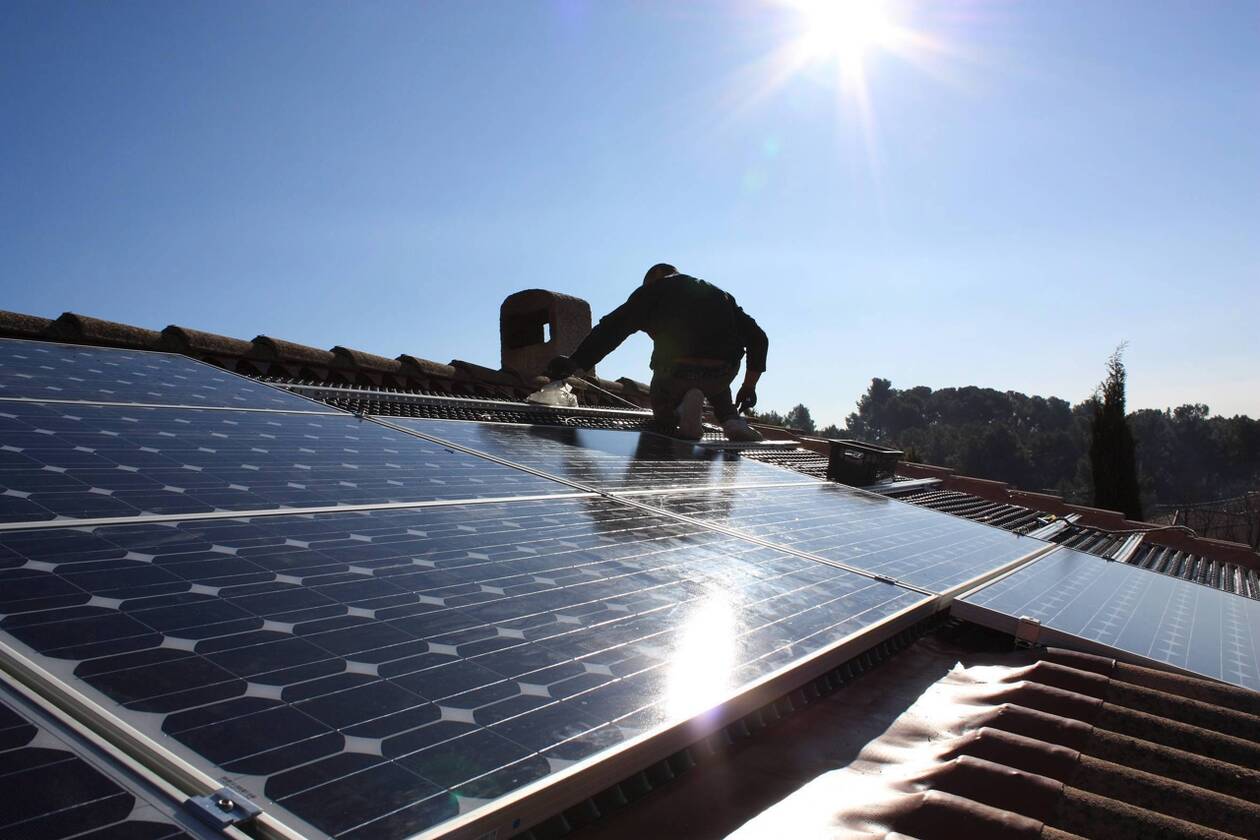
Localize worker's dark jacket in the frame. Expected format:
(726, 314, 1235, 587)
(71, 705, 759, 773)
(569, 274, 768, 376)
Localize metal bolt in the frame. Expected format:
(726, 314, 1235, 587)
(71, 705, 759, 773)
(216, 797, 235, 812)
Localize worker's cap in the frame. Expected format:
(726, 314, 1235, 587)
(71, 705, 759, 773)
(643, 263, 677, 284)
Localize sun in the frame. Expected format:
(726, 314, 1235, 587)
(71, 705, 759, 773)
(792, 0, 901, 68)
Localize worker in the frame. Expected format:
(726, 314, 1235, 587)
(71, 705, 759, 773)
(545, 264, 767, 442)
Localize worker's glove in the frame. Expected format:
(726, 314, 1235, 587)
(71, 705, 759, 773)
(544, 355, 579, 381)
(735, 384, 757, 414)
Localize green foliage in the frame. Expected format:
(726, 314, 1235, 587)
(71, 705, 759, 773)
(836, 375, 1259, 510)
(784, 404, 816, 433)
(1088, 346, 1144, 519)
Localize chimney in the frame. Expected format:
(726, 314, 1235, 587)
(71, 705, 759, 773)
(500, 290, 593, 379)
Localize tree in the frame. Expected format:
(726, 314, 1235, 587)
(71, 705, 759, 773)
(784, 404, 816, 433)
(1089, 346, 1144, 519)
(751, 409, 785, 427)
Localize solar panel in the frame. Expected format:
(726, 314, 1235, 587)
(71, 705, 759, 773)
(0, 674, 197, 839)
(0, 498, 927, 839)
(0, 338, 331, 412)
(640, 484, 1045, 593)
(383, 418, 815, 492)
(0, 402, 578, 523)
(957, 547, 1260, 690)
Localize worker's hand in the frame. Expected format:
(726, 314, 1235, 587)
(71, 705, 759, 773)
(544, 355, 579, 381)
(735, 384, 757, 414)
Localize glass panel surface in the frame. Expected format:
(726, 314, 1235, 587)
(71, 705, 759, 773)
(961, 547, 1260, 690)
(0, 678, 192, 839)
(644, 484, 1044, 593)
(0, 403, 571, 523)
(0, 499, 924, 839)
(0, 338, 328, 411)
(386, 418, 812, 492)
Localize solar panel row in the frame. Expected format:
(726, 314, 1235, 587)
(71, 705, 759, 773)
(0, 338, 331, 412)
(387, 418, 816, 493)
(0, 402, 574, 524)
(0, 500, 926, 838)
(959, 547, 1260, 690)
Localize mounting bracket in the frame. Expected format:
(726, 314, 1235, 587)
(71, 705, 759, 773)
(184, 787, 261, 831)
(1014, 616, 1042, 648)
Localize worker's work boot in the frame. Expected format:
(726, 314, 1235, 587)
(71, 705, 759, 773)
(675, 389, 706, 440)
(722, 417, 763, 442)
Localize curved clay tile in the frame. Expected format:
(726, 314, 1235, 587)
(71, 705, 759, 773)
(396, 354, 456, 381)
(330, 345, 403, 374)
(49, 312, 161, 349)
(449, 359, 524, 389)
(160, 325, 253, 358)
(250, 335, 336, 367)
(0, 310, 53, 339)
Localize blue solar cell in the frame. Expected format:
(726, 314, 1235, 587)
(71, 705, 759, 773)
(0, 403, 572, 523)
(641, 484, 1044, 592)
(0, 676, 193, 839)
(960, 547, 1260, 690)
(0, 338, 329, 411)
(0, 498, 926, 839)
(383, 418, 813, 492)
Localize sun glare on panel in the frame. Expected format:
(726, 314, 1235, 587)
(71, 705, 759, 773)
(665, 595, 738, 719)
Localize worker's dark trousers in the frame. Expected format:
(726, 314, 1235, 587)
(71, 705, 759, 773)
(649, 362, 738, 436)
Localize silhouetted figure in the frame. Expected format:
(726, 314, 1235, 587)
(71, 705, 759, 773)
(546, 264, 767, 441)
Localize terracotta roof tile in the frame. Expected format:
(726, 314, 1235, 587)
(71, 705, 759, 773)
(48, 312, 161, 348)
(160, 324, 254, 357)
(250, 335, 337, 367)
(330, 345, 403, 374)
(722, 643, 1260, 840)
(0, 309, 53, 339)
(396, 354, 456, 380)
(449, 359, 524, 389)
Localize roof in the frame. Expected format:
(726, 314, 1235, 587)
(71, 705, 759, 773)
(1, 299, 1258, 840)
(562, 625, 1260, 840)
(0, 308, 652, 409)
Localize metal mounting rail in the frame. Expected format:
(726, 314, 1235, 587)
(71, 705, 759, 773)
(276, 382, 655, 418)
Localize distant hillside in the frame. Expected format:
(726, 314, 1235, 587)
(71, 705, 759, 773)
(762, 378, 1260, 513)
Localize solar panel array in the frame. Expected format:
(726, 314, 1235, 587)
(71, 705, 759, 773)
(5, 337, 1249, 839)
(0, 402, 577, 524)
(388, 418, 813, 493)
(959, 547, 1260, 690)
(641, 484, 1039, 593)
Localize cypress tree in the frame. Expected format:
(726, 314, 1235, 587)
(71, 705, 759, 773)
(1089, 346, 1144, 519)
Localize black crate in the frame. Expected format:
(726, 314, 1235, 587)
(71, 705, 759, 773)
(826, 439, 903, 486)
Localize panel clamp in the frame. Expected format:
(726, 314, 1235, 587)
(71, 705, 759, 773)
(1014, 615, 1042, 648)
(184, 787, 262, 830)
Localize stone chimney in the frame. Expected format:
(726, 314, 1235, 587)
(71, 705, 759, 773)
(500, 290, 593, 379)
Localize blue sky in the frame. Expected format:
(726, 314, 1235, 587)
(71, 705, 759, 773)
(3, 1, 1257, 425)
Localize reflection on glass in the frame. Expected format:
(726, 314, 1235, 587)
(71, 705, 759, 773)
(665, 594, 737, 718)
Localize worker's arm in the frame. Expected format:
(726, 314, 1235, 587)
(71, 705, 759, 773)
(734, 304, 768, 374)
(567, 284, 659, 372)
(733, 304, 767, 413)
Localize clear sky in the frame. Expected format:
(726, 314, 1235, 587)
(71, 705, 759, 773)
(3, 1, 1257, 425)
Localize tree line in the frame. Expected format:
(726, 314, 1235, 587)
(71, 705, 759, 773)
(755, 374, 1260, 515)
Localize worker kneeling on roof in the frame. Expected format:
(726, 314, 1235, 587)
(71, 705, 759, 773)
(545, 264, 767, 442)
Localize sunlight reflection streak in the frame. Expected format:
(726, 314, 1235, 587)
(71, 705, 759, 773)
(665, 594, 738, 719)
